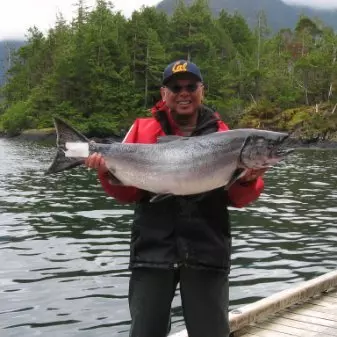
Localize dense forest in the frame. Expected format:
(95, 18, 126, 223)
(1, 0, 337, 140)
(157, 0, 337, 32)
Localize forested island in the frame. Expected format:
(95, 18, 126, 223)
(1, 0, 337, 144)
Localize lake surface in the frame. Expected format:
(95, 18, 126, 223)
(1, 138, 337, 337)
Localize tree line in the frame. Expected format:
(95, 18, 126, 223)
(0, 0, 336, 137)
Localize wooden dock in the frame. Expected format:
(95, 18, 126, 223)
(170, 269, 337, 337)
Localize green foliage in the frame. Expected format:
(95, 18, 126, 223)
(295, 16, 322, 36)
(1, 101, 35, 135)
(1, 0, 337, 139)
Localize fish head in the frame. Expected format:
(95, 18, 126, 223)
(240, 131, 294, 169)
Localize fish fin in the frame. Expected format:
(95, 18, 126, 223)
(157, 135, 189, 143)
(151, 191, 226, 204)
(224, 168, 247, 190)
(45, 117, 89, 175)
(107, 172, 124, 185)
(150, 193, 208, 203)
(184, 192, 212, 202)
(149, 194, 175, 203)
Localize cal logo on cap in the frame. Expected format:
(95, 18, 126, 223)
(172, 61, 188, 73)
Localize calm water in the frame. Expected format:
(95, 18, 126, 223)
(1, 138, 337, 337)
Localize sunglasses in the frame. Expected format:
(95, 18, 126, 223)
(165, 83, 200, 94)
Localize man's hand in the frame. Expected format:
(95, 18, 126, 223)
(238, 168, 268, 183)
(84, 153, 109, 174)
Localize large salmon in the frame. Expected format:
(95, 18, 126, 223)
(46, 118, 293, 200)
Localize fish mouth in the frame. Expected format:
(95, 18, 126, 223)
(268, 135, 295, 164)
(265, 147, 294, 167)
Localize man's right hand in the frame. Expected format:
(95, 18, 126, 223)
(84, 153, 109, 174)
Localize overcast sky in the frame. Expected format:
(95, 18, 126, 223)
(1, 0, 337, 40)
(284, 0, 337, 8)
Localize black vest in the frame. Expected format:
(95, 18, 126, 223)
(129, 106, 232, 271)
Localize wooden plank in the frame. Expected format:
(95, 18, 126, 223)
(239, 291, 337, 337)
(277, 311, 337, 328)
(241, 327, 337, 337)
(326, 293, 337, 299)
(253, 319, 315, 336)
(248, 323, 310, 336)
(232, 328, 263, 337)
(229, 270, 337, 333)
(307, 298, 337, 308)
(259, 316, 337, 335)
(296, 302, 337, 314)
(169, 271, 337, 337)
(240, 325, 296, 337)
(286, 307, 337, 322)
(312, 295, 337, 304)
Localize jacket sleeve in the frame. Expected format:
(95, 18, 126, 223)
(97, 120, 143, 204)
(228, 177, 264, 208)
(217, 119, 264, 208)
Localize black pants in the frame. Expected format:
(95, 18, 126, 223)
(128, 267, 230, 337)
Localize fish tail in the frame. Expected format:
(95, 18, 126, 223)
(45, 117, 90, 175)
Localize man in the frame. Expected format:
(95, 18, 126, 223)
(85, 60, 265, 337)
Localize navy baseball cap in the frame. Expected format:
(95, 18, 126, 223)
(162, 60, 203, 85)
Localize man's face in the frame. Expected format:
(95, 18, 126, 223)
(161, 74, 204, 116)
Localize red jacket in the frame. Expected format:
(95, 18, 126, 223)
(98, 101, 264, 207)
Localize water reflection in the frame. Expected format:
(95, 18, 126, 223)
(229, 149, 337, 308)
(0, 139, 337, 336)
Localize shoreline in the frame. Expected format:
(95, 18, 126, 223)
(0, 129, 122, 144)
(285, 138, 337, 150)
(1, 129, 337, 150)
